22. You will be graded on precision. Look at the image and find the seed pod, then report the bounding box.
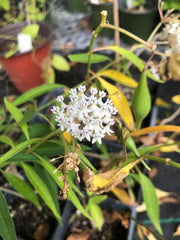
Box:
[131,71,151,129]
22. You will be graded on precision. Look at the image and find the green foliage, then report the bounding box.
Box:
[0,191,16,240]
[1,170,41,207]
[52,54,70,71]
[133,172,162,234]
[68,53,110,64]
[86,194,107,230]
[0,0,9,11]
[21,24,40,40]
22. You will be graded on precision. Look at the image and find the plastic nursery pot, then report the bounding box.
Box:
[90,2,114,37]
[0,22,52,93]
[119,0,159,45]
[65,0,87,13]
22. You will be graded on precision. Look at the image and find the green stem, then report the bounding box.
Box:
[129,215,165,240]
[143,154,180,169]
[27,128,62,153]
[102,23,156,51]
[86,10,108,81]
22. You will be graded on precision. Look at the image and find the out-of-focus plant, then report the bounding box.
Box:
[0,1,180,240]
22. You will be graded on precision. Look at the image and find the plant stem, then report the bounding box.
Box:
[86,11,108,82]
[143,154,180,169]
[102,23,156,51]
[27,128,62,153]
[129,215,165,240]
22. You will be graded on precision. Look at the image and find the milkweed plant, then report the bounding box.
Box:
[0,1,180,239]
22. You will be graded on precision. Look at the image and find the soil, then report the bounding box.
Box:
[0,170,59,240]
[65,209,129,240]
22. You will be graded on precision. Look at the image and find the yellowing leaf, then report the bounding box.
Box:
[88,159,140,194]
[171,95,180,104]
[98,77,135,131]
[155,97,169,108]
[130,125,180,137]
[173,224,180,236]
[111,187,138,206]
[98,70,138,88]
[160,137,179,152]
[63,132,72,143]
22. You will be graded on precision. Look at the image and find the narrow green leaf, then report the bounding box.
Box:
[19,107,35,124]
[0,190,17,240]
[22,163,62,224]
[39,156,92,220]
[133,172,162,234]
[97,46,164,83]
[68,53,110,64]
[34,164,60,215]
[0,138,39,167]
[0,135,14,147]
[12,84,65,106]
[4,97,29,140]
[0,0,10,10]
[2,170,41,208]
[78,151,98,173]
[0,107,6,125]
[52,54,70,71]
[21,24,39,40]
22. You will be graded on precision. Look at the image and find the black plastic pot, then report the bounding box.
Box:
[119,0,159,44]
[65,0,87,13]
[90,2,114,37]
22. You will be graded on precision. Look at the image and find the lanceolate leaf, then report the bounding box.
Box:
[0,135,14,148]
[52,54,70,71]
[0,138,39,167]
[21,24,39,40]
[95,46,164,83]
[0,0,10,10]
[98,77,135,130]
[130,125,180,137]
[39,156,92,220]
[68,53,110,64]
[34,164,60,214]
[12,84,65,106]
[98,70,137,88]
[4,98,29,140]
[2,170,41,208]
[133,172,162,234]
[0,190,17,240]
[22,163,62,224]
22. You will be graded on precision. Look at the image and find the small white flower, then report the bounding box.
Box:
[52,85,117,144]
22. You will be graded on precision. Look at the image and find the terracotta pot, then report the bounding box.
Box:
[0,22,52,92]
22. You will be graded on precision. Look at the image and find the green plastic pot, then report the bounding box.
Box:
[119,1,159,44]
[65,0,87,13]
[90,2,114,37]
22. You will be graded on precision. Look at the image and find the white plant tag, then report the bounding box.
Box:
[17,33,32,53]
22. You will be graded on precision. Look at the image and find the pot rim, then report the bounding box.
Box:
[0,21,52,58]
[119,3,158,16]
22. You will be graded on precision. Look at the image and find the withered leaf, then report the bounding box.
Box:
[88,159,140,194]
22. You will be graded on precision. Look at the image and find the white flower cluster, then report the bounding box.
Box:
[163,21,180,55]
[52,85,118,144]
